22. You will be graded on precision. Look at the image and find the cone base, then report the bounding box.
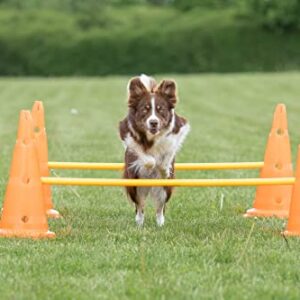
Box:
[282,230,300,237]
[47,209,61,219]
[0,228,55,239]
[244,208,288,218]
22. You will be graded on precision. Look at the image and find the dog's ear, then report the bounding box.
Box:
[127,77,148,108]
[156,80,177,108]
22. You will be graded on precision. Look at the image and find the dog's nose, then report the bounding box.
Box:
[150,120,158,128]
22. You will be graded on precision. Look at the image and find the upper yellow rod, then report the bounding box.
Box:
[48,161,264,171]
[41,177,295,187]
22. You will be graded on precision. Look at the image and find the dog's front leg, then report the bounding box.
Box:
[142,154,156,170]
[159,152,175,178]
[130,148,156,172]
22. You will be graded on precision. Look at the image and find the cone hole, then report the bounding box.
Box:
[276,128,284,135]
[22,138,30,145]
[275,163,283,170]
[21,216,29,223]
[275,197,282,204]
[34,126,40,133]
[23,177,30,184]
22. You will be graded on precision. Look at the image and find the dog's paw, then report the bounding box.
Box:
[159,168,170,178]
[143,156,156,170]
[158,165,171,178]
[156,213,165,227]
[135,212,144,227]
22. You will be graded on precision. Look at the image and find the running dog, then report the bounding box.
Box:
[119,74,190,226]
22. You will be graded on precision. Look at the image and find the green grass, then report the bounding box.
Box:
[0,73,300,299]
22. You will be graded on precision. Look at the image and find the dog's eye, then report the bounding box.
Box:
[142,105,150,114]
[156,105,163,112]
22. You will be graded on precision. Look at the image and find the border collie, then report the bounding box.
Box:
[119,74,190,226]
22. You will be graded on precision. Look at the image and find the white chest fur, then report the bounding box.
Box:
[124,123,190,175]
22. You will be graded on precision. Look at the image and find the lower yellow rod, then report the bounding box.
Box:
[41,177,295,187]
[48,161,264,171]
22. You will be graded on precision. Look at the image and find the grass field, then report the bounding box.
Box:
[0,73,300,299]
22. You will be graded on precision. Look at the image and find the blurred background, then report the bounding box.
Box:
[0,0,299,76]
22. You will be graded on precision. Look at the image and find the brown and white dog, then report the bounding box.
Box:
[119,74,190,226]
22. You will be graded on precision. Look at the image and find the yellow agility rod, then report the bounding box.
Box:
[47,161,264,171]
[41,177,295,187]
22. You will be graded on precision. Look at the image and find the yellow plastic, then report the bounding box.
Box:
[48,161,264,171]
[41,176,295,187]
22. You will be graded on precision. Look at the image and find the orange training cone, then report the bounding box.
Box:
[283,146,300,236]
[0,110,55,238]
[32,101,60,219]
[244,104,293,218]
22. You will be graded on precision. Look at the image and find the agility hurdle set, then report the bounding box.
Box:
[1,101,300,239]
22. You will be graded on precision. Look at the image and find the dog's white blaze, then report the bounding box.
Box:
[150,97,159,121]
[146,97,160,130]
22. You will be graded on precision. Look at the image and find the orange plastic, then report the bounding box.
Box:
[0,110,55,238]
[244,104,293,218]
[32,101,60,219]
[283,146,300,236]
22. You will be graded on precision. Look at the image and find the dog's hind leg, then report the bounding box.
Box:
[152,188,168,226]
[135,187,150,226]
[156,202,165,227]
[135,188,145,226]
[135,199,145,227]
[124,150,147,226]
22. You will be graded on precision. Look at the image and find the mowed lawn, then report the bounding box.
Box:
[0,73,300,300]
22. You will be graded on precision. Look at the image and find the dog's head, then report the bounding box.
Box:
[127,75,177,137]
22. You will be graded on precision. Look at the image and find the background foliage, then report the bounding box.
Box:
[245,0,300,31]
[0,0,300,75]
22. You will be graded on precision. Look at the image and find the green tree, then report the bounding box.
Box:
[246,0,300,31]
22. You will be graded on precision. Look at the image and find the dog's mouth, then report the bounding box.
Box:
[149,128,159,135]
